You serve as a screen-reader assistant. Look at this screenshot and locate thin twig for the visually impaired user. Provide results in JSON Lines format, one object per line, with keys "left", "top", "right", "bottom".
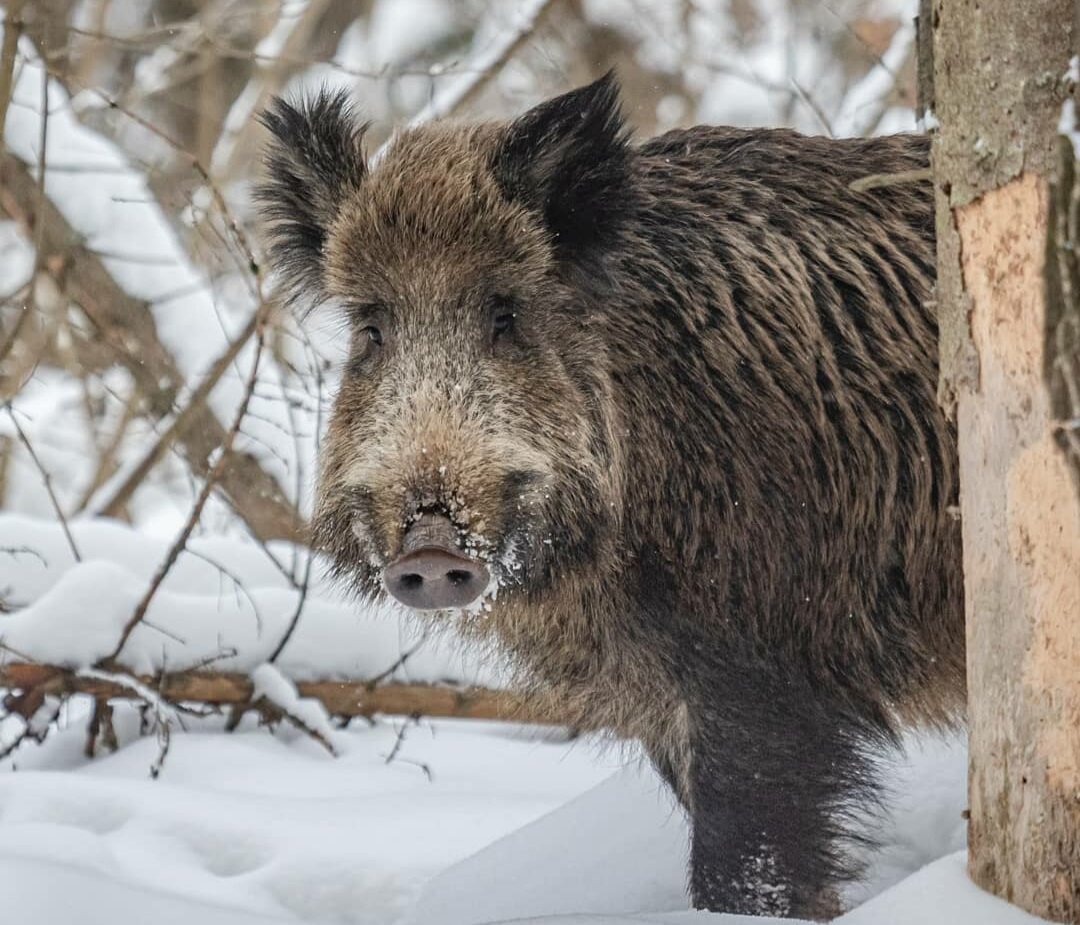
{"left": 71, "top": 385, "right": 140, "bottom": 514}
{"left": 102, "top": 323, "right": 267, "bottom": 664}
{"left": 59, "top": 22, "right": 481, "bottom": 81}
{"left": 37, "top": 65, "right": 266, "bottom": 296}
{"left": 789, "top": 77, "right": 834, "bottom": 137}
{"left": 1, "top": 148, "right": 303, "bottom": 543}
{"left": 265, "top": 338, "right": 324, "bottom": 662}
{"left": 383, "top": 716, "right": 433, "bottom": 780}
{"left": 267, "top": 547, "right": 312, "bottom": 664}
{"left": 849, "top": 167, "right": 932, "bottom": 193}
{"left": 832, "top": 17, "right": 917, "bottom": 137}
{"left": 0, "top": 545, "right": 47, "bottom": 567}
{"left": 0, "top": 698, "right": 61, "bottom": 763}
{"left": 4, "top": 405, "right": 81, "bottom": 562}
{"left": 211, "top": 0, "right": 336, "bottom": 180}
{"left": 93, "top": 308, "right": 262, "bottom": 519}
{"left": 384, "top": 715, "right": 418, "bottom": 765}
{"left": 0, "top": 639, "right": 36, "bottom": 662}
{"left": 254, "top": 696, "right": 336, "bottom": 756}
{"left": 367, "top": 636, "right": 430, "bottom": 688}
{"left": 149, "top": 717, "right": 171, "bottom": 779}
{"left": 181, "top": 547, "right": 264, "bottom": 634}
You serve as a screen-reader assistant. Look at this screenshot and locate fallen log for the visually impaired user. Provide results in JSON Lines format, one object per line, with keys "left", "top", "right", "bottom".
{"left": 0, "top": 662, "right": 565, "bottom": 725}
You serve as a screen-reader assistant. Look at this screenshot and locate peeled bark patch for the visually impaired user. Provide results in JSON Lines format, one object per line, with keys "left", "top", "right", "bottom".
{"left": 956, "top": 173, "right": 1080, "bottom": 920}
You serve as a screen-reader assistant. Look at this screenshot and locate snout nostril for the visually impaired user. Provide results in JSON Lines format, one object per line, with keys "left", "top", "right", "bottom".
{"left": 384, "top": 520, "right": 490, "bottom": 610}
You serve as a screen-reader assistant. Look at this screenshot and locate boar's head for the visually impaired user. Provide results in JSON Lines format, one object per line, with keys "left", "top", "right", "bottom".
{"left": 257, "top": 74, "right": 632, "bottom": 612}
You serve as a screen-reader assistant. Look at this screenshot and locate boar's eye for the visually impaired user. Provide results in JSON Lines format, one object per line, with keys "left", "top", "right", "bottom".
{"left": 490, "top": 297, "right": 518, "bottom": 352}
{"left": 348, "top": 320, "right": 385, "bottom": 377}
{"left": 493, "top": 312, "right": 515, "bottom": 340}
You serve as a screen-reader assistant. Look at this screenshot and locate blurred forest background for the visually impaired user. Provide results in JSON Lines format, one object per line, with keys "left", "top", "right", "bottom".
{"left": 0, "top": 0, "right": 919, "bottom": 556}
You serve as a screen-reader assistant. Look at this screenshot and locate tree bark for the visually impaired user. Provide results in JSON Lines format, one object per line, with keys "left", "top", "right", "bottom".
{"left": 931, "top": 1, "right": 1080, "bottom": 920}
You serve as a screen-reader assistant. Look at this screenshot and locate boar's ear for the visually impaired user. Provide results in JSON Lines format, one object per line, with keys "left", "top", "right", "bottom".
{"left": 491, "top": 71, "right": 632, "bottom": 256}
{"left": 256, "top": 90, "right": 368, "bottom": 309}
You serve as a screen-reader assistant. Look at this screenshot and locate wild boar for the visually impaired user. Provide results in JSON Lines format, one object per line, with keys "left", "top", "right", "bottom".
{"left": 256, "top": 73, "right": 963, "bottom": 919}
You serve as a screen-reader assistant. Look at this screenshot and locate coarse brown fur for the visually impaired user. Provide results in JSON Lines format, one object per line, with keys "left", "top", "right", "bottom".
{"left": 256, "top": 75, "right": 965, "bottom": 918}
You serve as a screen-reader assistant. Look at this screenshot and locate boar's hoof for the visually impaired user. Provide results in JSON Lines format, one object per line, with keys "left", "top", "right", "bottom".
{"left": 384, "top": 513, "right": 489, "bottom": 610}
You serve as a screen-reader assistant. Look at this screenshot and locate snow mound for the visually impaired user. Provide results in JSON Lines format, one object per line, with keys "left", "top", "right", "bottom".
{"left": 837, "top": 852, "right": 1051, "bottom": 925}
{"left": 404, "top": 764, "right": 690, "bottom": 924}
{"left": 0, "top": 514, "right": 499, "bottom": 685}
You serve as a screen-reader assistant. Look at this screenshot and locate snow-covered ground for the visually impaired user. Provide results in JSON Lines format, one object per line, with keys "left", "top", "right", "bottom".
{"left": 0, "top": 704, "right": 621, "bottom": 924}
{"left": 0, "top": 694, "right": 1043, "bottom": 925}
{"left": 0, "top": 514, "right": 1055, "bottom": 925}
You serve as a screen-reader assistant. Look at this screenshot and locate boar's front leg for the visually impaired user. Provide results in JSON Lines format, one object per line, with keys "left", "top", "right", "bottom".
{"left": 685, "top": 665, "right": 880, "bottom": 919}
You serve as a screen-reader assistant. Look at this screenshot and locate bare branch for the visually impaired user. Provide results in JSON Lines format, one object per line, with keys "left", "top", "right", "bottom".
{"left": 384, "top": 715, "right": 432, "bottom": 780}
{"left": 211, "top": 0, "right": 337, "bottom": 180}
{"left": 149, "top": 716, "right": 171, "bottom": 779}
{"left": 70, "top": 384, "right": 140, "bottom": 514}
{"left": 789, "top": 77, "right": 834, "bottom": 137}
{"left": 849, "top": 167, "right": 933, "bottom": 193}
{"left": 0, "top": 696, "right": 61, "bottom": 763}
{"left": 267, "top": 534, "right": 315, "bottom": 663}
{"left": 0, "top": 49, "right": 47, "bottom": 370}
{"left": 0, "top": 1, "right": 26, "bottom": 151}
{"left": 102, "top": 320, "right": 268, "bottom": 664}
{"left": 0, "top": 150, "right": 305, "bottom": 542}
{"left": 181, "top": 547, "right": 264, "bottom": 635}
{"left": 92, "top": 307, "right": 263, "bottom": 519}
{"left": 833, "top": 17, "right": 917, "bottom": 137}
{"left": 407, "top": 0, "right": 560, "bottom": 127}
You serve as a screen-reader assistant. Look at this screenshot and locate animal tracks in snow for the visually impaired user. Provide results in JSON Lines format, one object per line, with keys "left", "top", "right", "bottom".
{"left": 0, "top": 708, "right": 616, "bottom": 923}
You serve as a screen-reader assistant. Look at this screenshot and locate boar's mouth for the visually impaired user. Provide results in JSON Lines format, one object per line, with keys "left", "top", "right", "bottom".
{"left": 382, "top": 511, "right": 490, "bottom": 611}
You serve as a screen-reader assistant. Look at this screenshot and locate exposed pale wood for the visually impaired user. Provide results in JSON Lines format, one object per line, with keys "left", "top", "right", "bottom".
{"left": 932, "top": 1, "right": 1080, "bottom": 918}
{"left": 954, "top": 172, "right": 1080, "bottom": 924}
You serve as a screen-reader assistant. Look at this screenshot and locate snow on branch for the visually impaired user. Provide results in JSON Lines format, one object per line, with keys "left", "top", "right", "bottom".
{"left": 0, "top": 148, "right": 304, "bottom": 543}
{"left": 833, "top": 17, "right": 917, "bottom": 138}
{"left": 0, "top": 663, "right": 549, "bottom": 723}
{"left": 407, "top": 0, "right": 559, "bottom": 127}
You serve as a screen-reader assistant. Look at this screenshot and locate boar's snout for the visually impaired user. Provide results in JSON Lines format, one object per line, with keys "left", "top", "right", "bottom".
{"left": 383, "top": 512, "right": 490, "bottom": 610}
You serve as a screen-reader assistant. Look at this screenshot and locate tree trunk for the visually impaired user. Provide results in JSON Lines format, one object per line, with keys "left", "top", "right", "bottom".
{"left": 931, "top": 1, "right": 1080, "bottom": 920}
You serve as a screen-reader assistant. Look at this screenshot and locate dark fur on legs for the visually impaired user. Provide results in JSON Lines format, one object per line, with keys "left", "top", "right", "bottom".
{"left": 682, "top": 651, "right": 891, "bottom": 917}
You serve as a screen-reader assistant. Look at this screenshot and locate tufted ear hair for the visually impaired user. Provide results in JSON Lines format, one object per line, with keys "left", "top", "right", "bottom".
{"left": 491, "top": 71, "right": 633, "bottom": 257}
{"left": 256, "top": 90, "right": 368, "bottom": 309}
